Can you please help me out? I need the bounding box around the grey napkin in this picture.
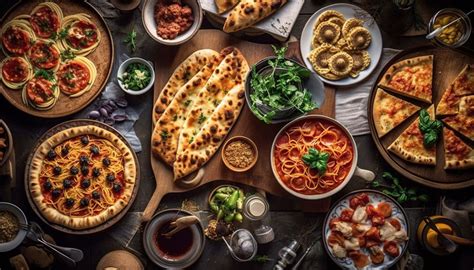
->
[335,48,401,136]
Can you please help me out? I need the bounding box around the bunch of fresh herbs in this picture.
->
[249,46,317,123]
[302,148,330,175]
[123,28,137,53]
[371,172,429,204]
[418,109,442,148]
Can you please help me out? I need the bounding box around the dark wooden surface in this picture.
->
[368,46,474,189]
[0,0,473,270]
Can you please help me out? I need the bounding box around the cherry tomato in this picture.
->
[384,241,400,257]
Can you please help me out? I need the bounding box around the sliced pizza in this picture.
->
[152,49,221,123]
[379,55,433,103]
[388,105,437,165]
[373,88,420,137]
[443,127,474,169]
[452,64,474,96]
[442,96,474,141]
[437,84,460,116]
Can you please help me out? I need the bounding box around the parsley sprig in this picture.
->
[124,28,137,53]
[34,68,55,81]
[302,148,330,175]
[249,46,317,123]
[418,109,442,148]
[371,172,429,204]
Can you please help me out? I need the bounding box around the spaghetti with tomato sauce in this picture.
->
[1,26,32,56]
[273,119,354,195]
[1,57,30,83]
[25,77,55,105]
[28,40,60,70]
[58,61,90,94]
[66,20,99,50]
[30,5,61,39]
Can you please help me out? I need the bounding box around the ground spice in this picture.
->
[224,140,255,169]
[0,211,19,243]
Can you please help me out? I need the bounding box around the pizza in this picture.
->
[29,2,62,39]
[29,125,137,230]
[452,64,474,96]
[27,39,61,70]
[215,0,240,14]
[379,55,433,103]
[443,127,474,169]
[57,56,97,97]
[58,13,101,57]
[437,84,460,116]
[388,105,436,165]
[442,96,474,141]
[373,88,420,138]
[0,57,33,89]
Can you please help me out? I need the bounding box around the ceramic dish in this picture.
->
[271,115,375,200]
[245,56,325,124]
[142,0,203,45]
[221,136,258,172]
[143,209,205,268]
[117,57,155,95]
[323,190,410,270]
[0,202,28,252]
[300,3,383,86]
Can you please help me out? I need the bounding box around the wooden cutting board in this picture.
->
[147,30,335,220]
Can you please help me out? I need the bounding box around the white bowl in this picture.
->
[0,202,28,252]
[142,0,203,45]
[117,57,155,95]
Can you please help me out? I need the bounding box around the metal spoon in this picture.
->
[422,217,457,253]
[426,10,473,39]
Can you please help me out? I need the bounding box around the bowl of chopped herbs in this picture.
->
[246,46,325,124]
[118,57,155,95]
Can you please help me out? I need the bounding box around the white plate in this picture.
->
[300,3,383,86]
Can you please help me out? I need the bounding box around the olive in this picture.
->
[90,145,100,155]
[81,166,89,175]
[53,166,62,175]
[112,182,122,193]
[65,198,75,208]
[47,149,57,160]
[52,188,62,198]
[63,178,72,189]
[92,167,101,177]
[81,136,89,145]
[92,190,101,200]
[81,178,90,188]
[106,173,115,182]
[102,157,111,167]
[70,166,79,175]
[61,145,69,156]
[79,155,89,166]
[43,180,52,191]
[80,197,89,207]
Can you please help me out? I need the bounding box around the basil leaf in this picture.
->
[302,148,330,175]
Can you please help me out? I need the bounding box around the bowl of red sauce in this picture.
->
[142,0,203,45]
[143,209,205,268]
[271,115,375,200]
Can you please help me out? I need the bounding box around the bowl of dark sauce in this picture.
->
[143,209,205,268]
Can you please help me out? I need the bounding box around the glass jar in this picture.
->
[428,8,472,48]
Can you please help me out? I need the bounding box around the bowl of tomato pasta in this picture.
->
[270,115,375,200]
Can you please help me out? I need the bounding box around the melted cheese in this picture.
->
[352,206,367,223]
[344,238,360,251]
[380,221,398,241]
[355,224,372,234]
[334,221,353,238]
[332,244,347,258]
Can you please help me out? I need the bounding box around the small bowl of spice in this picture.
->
[0,202,27,252]
[221,136,258,172]
[117,57,155,95]
[428,8,471,48]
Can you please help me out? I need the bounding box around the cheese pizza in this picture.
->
[442,96,474,141]
[443,127,474,169]
[452,64,474,96]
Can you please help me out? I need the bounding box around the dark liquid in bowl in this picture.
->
[154,219,194,259]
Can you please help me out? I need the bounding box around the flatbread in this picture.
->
[176,47,249,160]
[223,0,287,33]
[215,0,240,14]
[373,88,420,138]
[452,64,474,96]
[443,127,474,169]
[151,54,224,165]
[379,55,433,103]
[437,84,460,116]
[442,95,474,141]
[388,105,436,165]
[173,85,246,179]
[152,49,220,123]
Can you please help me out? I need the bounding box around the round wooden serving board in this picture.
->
[146,30,336,220]
[368,45,474,189]
[0,0,114,118]
[24,120,140,234]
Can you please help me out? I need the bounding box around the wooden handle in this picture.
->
[141,186,167,223]
[444,234,474,246]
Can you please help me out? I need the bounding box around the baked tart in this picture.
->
[347,26,372,50]
[342,18,363,37]
[315,22,341,45]
[308,44,340,74]
[314,10,345,28]
[348,50,371,77]
[328,52,354,77]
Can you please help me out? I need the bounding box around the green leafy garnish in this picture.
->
[160,131,168,141]
[418,109,442,148]
[302,148,330,175]
[123,28,137,53]
[252,255,272,263]
[371,172,430,204]
[198,113,207,124]
[34,68,55,81]
[60,48,75,61]
[184,100,191,107]
[118,63,151,91]
[249,46,317,123]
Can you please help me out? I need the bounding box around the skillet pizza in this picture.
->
[28,125,137,230]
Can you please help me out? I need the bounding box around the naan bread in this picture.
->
[216,0,240,14]
[176,47,249,158]
[223,0,287,33]
[173,85,246,179]
[151,54,224,165]
[152,49,220,123]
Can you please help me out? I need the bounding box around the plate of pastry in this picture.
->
[300,3,383,86]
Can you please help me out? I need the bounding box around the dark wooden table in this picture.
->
[1,0,473,269]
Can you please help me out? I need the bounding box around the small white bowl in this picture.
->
[117,57,155,95]
[142,0,203,45]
